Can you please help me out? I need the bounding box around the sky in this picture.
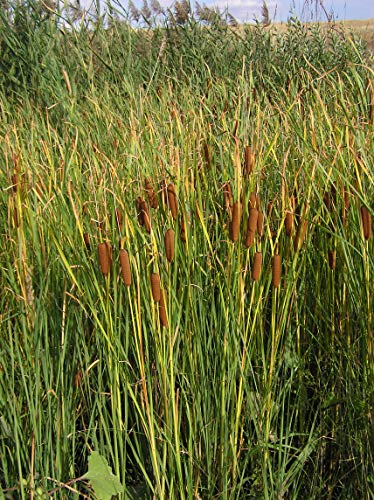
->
[130,0,374,23]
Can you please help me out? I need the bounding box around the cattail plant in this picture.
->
[159,289,168,327]
[119,249,131,286]
[11,173,18,193]
[203,142,211,169]
[136,197,145,226]
[251,251,262,281]
[245,208,258,248]
[342,186,350,226]
[164,229,175,262]
[360,205,372,240]
[167,183,178,219]
[257,210,264,236]
[230,201,241,242]
[98,242,110,276]
[244,146,254,176]
[249,192,257,209]
[145,178,158,209]
[151,273,161,302]
[328,249,336,270]
[83,233,91,251]
[180,217,187,242]
[272,254,281,287]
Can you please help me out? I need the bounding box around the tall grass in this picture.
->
[0,1,373,497]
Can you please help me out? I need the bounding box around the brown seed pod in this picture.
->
[119,249,131,286]
[245,208,258,248]
[11,173,18,193]
[244,146,254,176]
[257,210,264,237]
[83,233,91,251]
[285,211,293,236]
[223,181,233,213]
[145,178,158,209]
[249,192,257,209]
[251,252,262,281]
[328,249,336,270]
[180,217,187,242]
[115,208,123,232]
[98,242,110,276]
[164,229,175,262]
[136,197,144,226]
[151,273,161,302]
[159,289,168,327]
[230,202,241,242]
[360,205,372,240]
[272,254,281,287]
[203,143,211,169]
[294,219,308,251]
[167,183,178,219]
[342,186,350,226]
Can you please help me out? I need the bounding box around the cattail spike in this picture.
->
[98,242,110,276]
[115,208,123,232]
[151,273,161,302]
[165,229,175,262]
[230,202,241,242]
[167,183,178,219]
[328,249,336,270]
[360,205,372,240]
[272,254,281,287]
[119,249,131,286]
[251,252,262,281]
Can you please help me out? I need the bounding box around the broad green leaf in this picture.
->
[82,451,124,500]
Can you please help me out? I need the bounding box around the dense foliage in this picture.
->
[0,1,373,497]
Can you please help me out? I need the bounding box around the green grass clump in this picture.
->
[0,1,373,498]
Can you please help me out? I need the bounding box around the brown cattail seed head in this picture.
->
[249,192,257,209]
[328,249,336,270]
[159,289,168,327]
[294,219,308,251]
[165,229,175,262]
[151,273,161,302]
[285,211,293,236]
[98,242,110,276]
[136,197,145,226]
[230,202,241,242]
[180,217,187,242]
[272,254,281,287]
[360,205,371,240]
[119,249,131,286]
[244,146,254,176]
[145,178,158,209]
[167,183,178,219]
[245,208,258,248]
[251,252,262,281]
[11,173,18,193]
[83,233,91,251]
[203,143,211,169]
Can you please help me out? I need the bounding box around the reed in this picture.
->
[119,249,131,286]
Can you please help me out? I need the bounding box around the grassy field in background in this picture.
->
[0,2,373,498]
